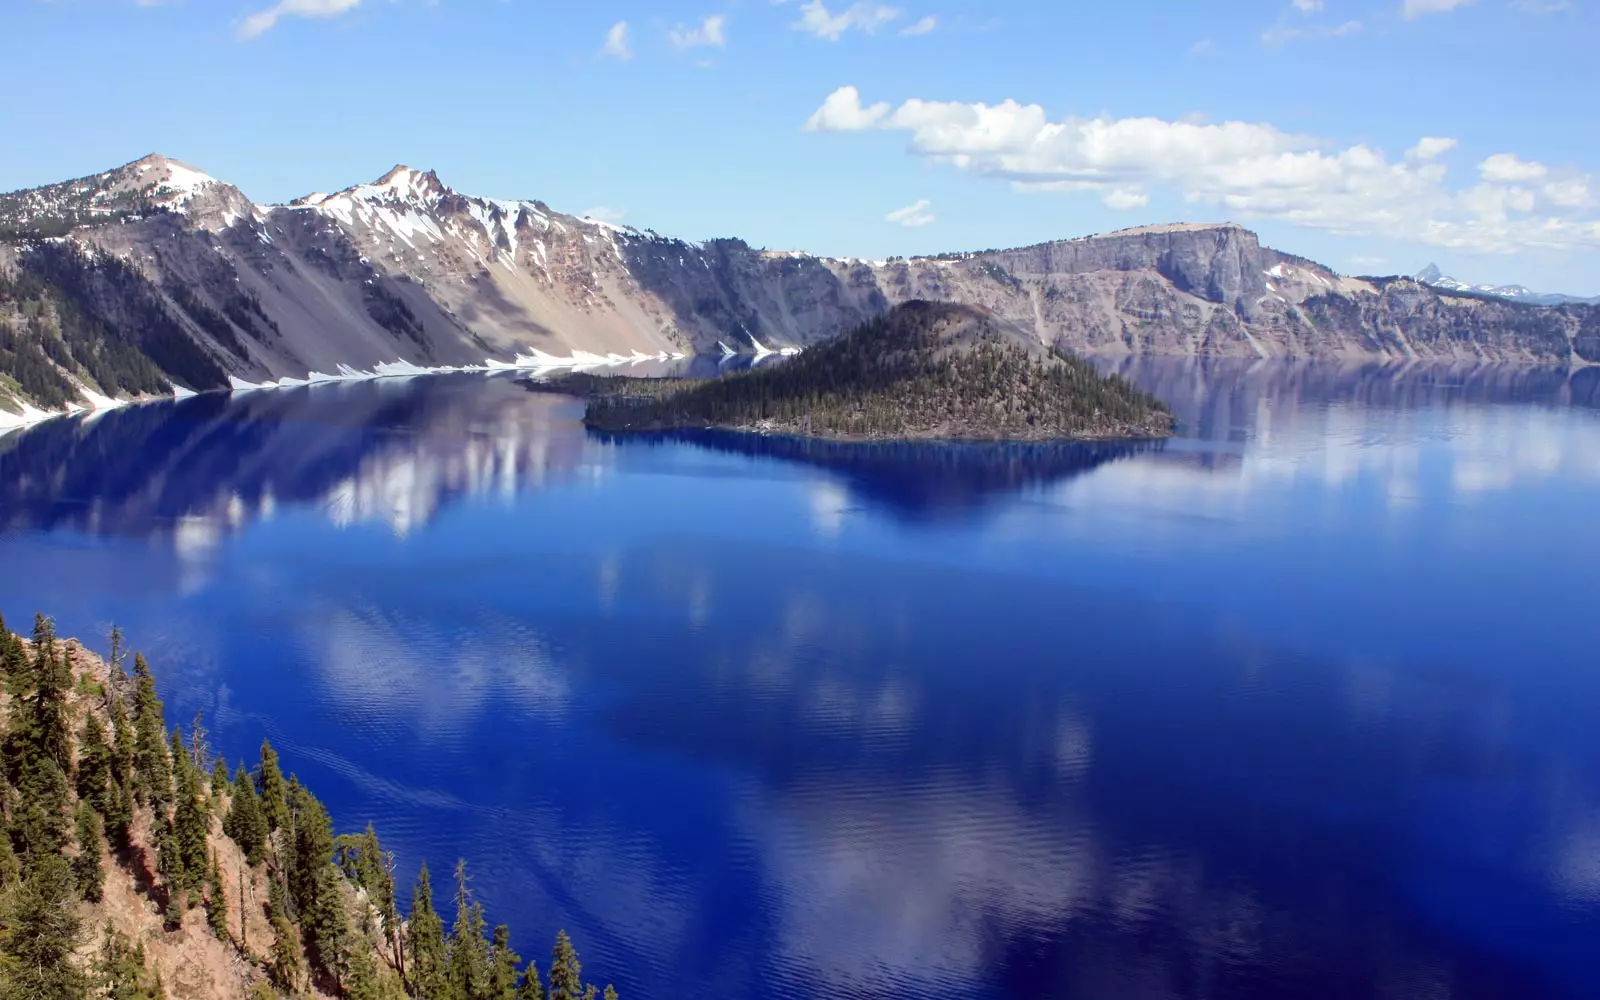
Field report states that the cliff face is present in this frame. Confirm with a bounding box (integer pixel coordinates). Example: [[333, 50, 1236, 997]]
[[2, 155, 1596, 413]]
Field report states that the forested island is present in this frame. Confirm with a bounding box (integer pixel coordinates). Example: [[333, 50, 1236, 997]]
[[568, 302, 1173, 442], [0, 612, 617, 1000]]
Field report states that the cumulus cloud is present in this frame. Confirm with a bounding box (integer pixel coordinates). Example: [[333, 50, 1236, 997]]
[[900, 14, 938, 35], [669, 14, 727, 51], [780, 0, 904, 40], [601, 20, 632, 61], [1402, 0, 1473, 18], [885, 199, 935, 227], [803, 86, 1600, 253], [238, 0, 360, 40]]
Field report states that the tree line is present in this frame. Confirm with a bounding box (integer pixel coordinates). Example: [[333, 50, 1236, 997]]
[[0, 612, 618, 1000], [583, 301, 1174, 441]]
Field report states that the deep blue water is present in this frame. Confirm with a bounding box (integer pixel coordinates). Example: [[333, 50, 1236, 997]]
[[1, 361, 1598, 1000]]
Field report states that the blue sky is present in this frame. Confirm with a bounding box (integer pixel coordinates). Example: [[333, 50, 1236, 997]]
[[4, 0, 1596, 292]]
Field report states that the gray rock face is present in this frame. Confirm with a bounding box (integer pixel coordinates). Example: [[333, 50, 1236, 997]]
[[2, 156, 1597, 412]]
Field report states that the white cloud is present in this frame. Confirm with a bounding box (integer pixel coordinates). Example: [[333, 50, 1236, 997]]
[[1262, 18, 1362, 44], [1407, 137, 1458, 161], [900, 14, 938, 35], [1190, 39, 1215, 54], [581, 206, 627, 224], [786, 0, 903, 41], [1402, 0, 1473, 18], [669, 14, 727, 51], [602, 21, 632, 61], [238, 0, 360, 40], [1479, 152, 1547, 183], [1292, 0, 1324, 10], [885, 199, 935, 227], [804, 86, 1600, 254]]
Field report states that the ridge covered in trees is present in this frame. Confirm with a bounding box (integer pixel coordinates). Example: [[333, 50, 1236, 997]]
[[576, 301, 1174, 441], [0, 612, 618, 1000]]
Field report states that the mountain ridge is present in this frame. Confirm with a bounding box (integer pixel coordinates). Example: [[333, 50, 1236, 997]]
[[3, 153, 1599, 417]]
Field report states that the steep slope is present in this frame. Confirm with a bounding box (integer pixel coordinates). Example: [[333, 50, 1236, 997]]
[[3, 154, 1599, 417], [579, 301, 1175, 440]]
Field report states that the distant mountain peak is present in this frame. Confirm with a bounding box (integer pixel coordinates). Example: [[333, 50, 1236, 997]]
[[1413, 263, 1595, 306]]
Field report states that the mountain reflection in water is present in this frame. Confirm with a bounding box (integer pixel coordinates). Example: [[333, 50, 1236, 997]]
[[0, 360, 1597, 1000]]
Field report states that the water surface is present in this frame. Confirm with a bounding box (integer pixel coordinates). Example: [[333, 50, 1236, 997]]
[[1, 361, 1597, 1000]]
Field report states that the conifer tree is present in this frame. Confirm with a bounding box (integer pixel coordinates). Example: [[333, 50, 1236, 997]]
[[407, 862, 449, 1000], [210, 757, 230, 801], [224, 763, 268, 864], [603, 985, 618, 1000], [3, 615, 35, 699], [490, 925, 522, 1000], [172, 727, 210, 896], [206, 852, 229, 941], [76, 712, 113, 816], [256, 739, 289, 834], [287, 781, 347, 981], [516, 959, 544, 1000], [30, 614, 73, 772], [548, 930, 584, 1000], [154, 814, 186, 927], [0, 822, 19, 890], [104, 776, 134, 850], [131, 654, 172, 809], [72, 802, 105, 902], [0, 854, 87, 999], [447, 859, 491, 1000], [109, 684, 137, 793], [268, 914, 303, 995], [95, 924, 164, 1000]]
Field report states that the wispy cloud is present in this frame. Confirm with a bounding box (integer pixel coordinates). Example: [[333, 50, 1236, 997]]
[[1262, 17, 1361, 44], [581, 206, 628, 224], [805, 85, 1600, 254], [885, 199, 935, 227], [1401, 0, 1473, 18], [238, 0, 361, 40], [601, 21, 633, 61], [669, 14, 727, 51], [781, 0, 904, 41], [900, 14, 938, 35]]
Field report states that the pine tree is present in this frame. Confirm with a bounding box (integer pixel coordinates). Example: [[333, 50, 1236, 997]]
[[268, 914, 303, 995], [210, 757, 231, 802], [0, 854, 87, 999], [255, 739, 289, 834], [95, 924, 164, 1000], [516, 959, 544, 1000], [490, 925, 522, 1000], [76, 712, 113, 816], [548, 930, 584, 1000], [602, 985, 618, 1000], [206, 852, 228, 941], [154, 815, 186, 927], [0, 822, 19, 889], [224, 763, 268, 864], [172, 727, 210, 896], [109, 684, 137, 793], [407, 862, 449, 1000], [287, 781, 346, 982], [30, 614, 73, 772], [72, 802, 105, 902], [3, 614, 35, 700], [132, 654, 172, 809], [447, 859, 491, 1000], [104, 776, 134, 849]]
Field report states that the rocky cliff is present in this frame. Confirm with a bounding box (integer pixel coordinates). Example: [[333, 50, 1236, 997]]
[[2, 154, 1597, 414]]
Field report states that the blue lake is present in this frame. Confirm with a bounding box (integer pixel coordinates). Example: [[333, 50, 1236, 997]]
[[1, 360, 1598, 1000]]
